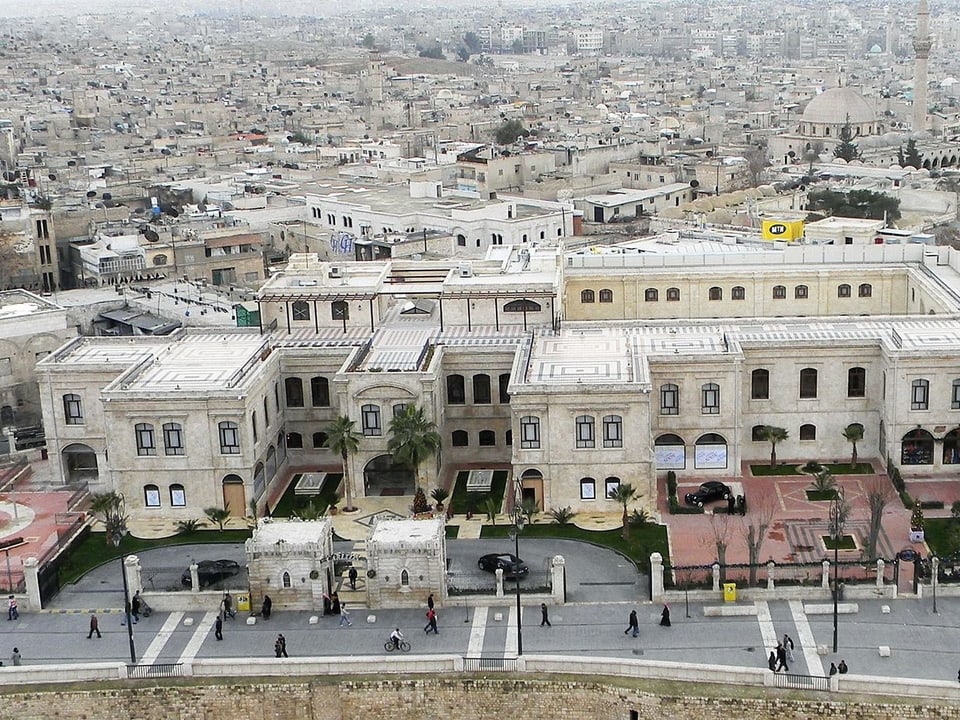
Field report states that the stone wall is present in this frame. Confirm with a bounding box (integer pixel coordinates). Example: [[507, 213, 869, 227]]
[[5, 675, 960, 720]]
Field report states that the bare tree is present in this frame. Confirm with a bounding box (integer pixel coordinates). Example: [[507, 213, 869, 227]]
[[708, 512, 734, 582], [744, 145, 768, 188], [741, 492, 778, 586], [864, 476, 895, 560]]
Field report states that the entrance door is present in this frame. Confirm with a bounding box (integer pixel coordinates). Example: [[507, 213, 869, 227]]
[[222, 476, 246, 516]]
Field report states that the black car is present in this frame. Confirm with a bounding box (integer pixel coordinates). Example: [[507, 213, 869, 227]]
[[684, 481, 733, 507], [478, 553, 529, 577], [181, 559, 242, 588]]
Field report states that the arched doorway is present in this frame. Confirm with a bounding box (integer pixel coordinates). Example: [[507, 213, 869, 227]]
[[694, 433, 728, 469], [901, 428, 934, 465], [944, 428, 960, 464], [520, 468, 543, 510], [0, 405, 13, 425], [363, 454, 415, 496], [222, 474, 245, 516], [61, 443, 98, 483], [655, 433, 686, 470]]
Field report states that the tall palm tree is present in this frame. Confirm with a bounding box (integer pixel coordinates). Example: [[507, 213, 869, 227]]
[[607, 483, 639, 540], [760, 425, 788, 468], [388, 405, 441, 491], [89, 491, 127, 545], [842, 423, 864, 468], [325, 415, 361, 512]]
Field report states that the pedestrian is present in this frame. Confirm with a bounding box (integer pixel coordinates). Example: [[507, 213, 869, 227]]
[[339, 603, 353, 627], [87, 613, 101, 639], [322, 592, 332, 616], [625, 610, 639, 638], [223, 592, 235, 619], [348, 566, 358, 590], [331, 592, 341, 615], [838, 659, 848, 674], [11, 647, 20, 666], [214, 615, 223, 641], [783, 633, 795, 663], [424, 607, 438, 634], [427, 593, 435, 611], [7, 595, 17, 621], [121, 598, 132, 626], [727, 495, 736, 514], [131, 591, 141, 623], [830, 662, 838, 676], [261, 594, 272, 620], [540, 603, 551, 627], [775, 642, 789, 672], [660, 604, 671, 627], [277, 633, 288, 658], [274, 636, 283, 658], [768, 651, 778, 672]]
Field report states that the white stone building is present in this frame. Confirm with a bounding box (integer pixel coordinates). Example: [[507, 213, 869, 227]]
[[246, 519, 335, 611], [365, 518, 447, 608]]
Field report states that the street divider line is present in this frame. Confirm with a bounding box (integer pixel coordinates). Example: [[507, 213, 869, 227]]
[[139, 611, 183, 665], [466, 607, 487, 657], [177, 611, 217, 665], [789, 599, 824, 676], [504, 605, 518, 658], [755, 600, 778, 657]]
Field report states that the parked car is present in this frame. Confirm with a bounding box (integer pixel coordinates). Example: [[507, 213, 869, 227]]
[[181, 559, 242, 588], [478, 553, 529, 577], [684, 481, 733, 507]]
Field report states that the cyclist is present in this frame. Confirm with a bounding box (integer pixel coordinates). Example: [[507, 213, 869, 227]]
[[389, 627, 405, 650]]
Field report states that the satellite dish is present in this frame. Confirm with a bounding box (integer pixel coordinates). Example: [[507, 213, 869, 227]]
[[102, 192, 112, 200], [2, 172, 15, 182], [86, 190, 97, 198], [48, 173, 56, 181], [690, 179, 700, 188], [67, 160, 76, 167], [144, 229, 160, 242]]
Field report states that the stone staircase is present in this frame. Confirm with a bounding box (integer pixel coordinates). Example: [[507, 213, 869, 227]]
[[334, 541, 368, 609]]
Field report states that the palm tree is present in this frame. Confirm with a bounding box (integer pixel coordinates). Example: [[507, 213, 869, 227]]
[[204, 507, 231, 531], [842, 423, 864, 468], [761, 425, 788, 467], [607, 483, 639, 540], [89, 491, 127, 544], [388, 405, 441, 490], [325, 415, 361, 512]]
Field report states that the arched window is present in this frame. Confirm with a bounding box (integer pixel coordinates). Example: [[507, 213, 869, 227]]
[[499, 373, 511, 404], [286, 432, 303, 449], [848, 367, 866, 398], [392, 403, 409, 418], [838, 284, 851, 298], [902, 428, 934, 465], [331, 301, 349, 320], [505, 429, 513, 446], [313, 431, 329, 449], [731, 286, 745, 300], [799, 368, 818, 399], [580, 289, 595, 303], [447, 374, 465, 404], [644, 288, 659, 302], [311, 376, 330, 406], [773, 285, 786, 299], [575, 415, 595, 448], [479, 430, 496, 446], [473, 374, 491, 404], [858, 283, 872, 298], [162, 422, 184, 455], [251, 411, 258, 443], [400, 569, 410, 586], [701, 383, 720, 414], [604, 477, 621, 498], [666, 287, 681, 302], [579, 477, 596, 500], [912, 379, 929, 410], [660, 383, 679, 415], [361, 404, 382, 436], [144, 484, 161, 507], [751, 369, 769, 400], [282, 571, 292, 588], [219, 421, 240, 454], [799, 424, 816, 440], [292, 300, 310, 321], [795, 284, 808, 299], [603, 415, 622, 448], [504, 299, 541, 312], [284, 377, 304, 407], [599, 289, 613, 303], [451, 430, 468, 447], [943, 428, 960, 464], [708, 286, 722, 301], [263, 396, 270, 428], [694, 433, 728, 469], [135, 422, 156, 456], [169, 483, 186, 507], [152, 254, 168, 266], [751, 425, 766, 441]]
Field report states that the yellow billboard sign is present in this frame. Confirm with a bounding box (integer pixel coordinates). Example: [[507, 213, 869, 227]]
[[762, 220, 804, 241]]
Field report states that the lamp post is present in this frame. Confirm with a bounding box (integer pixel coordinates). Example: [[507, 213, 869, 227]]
[[932, 555, 940, 614], [510, 480, 525, 657], [830, 487, 845, 654], [111, 530, 137, 665]]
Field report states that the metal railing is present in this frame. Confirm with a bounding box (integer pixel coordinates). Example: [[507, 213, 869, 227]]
[[463, 656, 518, 673], [128, 663, 185, 679], [771, 672, 831, 692]]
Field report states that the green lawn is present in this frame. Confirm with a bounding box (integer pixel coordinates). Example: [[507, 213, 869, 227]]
[[806, 490, 838, 501], [752, 462, 874, 477], [824, 462, 874, 475], [479, 521, 669, 572], [750, 464, 800, 476], [449, 470, 508, 515], [57, 528, 252, 586], [923, 518, 960, 557], [445, 525, 460, 539], [271, 473, 342, 518], [822, 534, 857, 551]]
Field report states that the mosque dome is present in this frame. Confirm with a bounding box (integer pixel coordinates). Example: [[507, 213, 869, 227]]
[[801, 87, 877, 126]]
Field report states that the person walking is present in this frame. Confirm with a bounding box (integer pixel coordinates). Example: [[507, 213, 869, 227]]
[[261, 594, 272, 620], [214, 615, 223, 641], [660, 604, 671, 627], [830, 662, 838, 676], [130, 591, 141, 623], [348, 566, 358, 590], [274, 636, 283, 658], [339, 603, 353, 627], [768, 651, 778, 672], [424, 607, 438, 634], [775, 642, 789, 672], [427, 593, 435, 610], [838, 659, 848, 674], [277, 634, 288, 658], [11, 648, 20, 666], [7, 595, 17, 621], [625, 610, 639, 638], [223, 592, 235, 619], [87, 613, 101, 639], [783, 634, 795, 663], [540, 603, 551, 627]]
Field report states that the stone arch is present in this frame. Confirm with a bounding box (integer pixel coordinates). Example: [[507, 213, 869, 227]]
[[363, 453, 415, 496], [222, 474, 245, 516], [61, 442, 98, 483], [901, 428, 934, 465], [654, 433, 685, 470]]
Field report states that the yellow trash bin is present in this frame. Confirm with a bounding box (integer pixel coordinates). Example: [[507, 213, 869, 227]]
[[236, 593, 250, 613], [723, 583, 737, 603]]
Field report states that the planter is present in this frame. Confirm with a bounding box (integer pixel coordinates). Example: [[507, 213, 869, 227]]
[[909, 529, 924, 543]]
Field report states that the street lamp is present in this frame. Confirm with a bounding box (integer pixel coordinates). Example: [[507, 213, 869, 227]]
[[932, 555, 940, 614], [111, 528, 137, 665], [509, 482, 525, 657], [830, 486, 846, 654]]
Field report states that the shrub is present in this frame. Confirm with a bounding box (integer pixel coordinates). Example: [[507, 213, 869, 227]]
[[549, 506, 575, 524], [430, 487, 450, 506], [413, 487, 432, 514], [801, 460, 824, 474], [911, 503, 925, 530], [952, 500, 960, 522], [666, 471, 678, 498], [630, 507, 650, 526], [809, 469, 837, 493], [919, 500, 944, 510], [176, 518, 203, 534]]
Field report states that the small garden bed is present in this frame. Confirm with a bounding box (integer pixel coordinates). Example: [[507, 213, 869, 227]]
[[806, 489, 838, 501], [822, 534, 857, 551], [450, 469, 508, 516], [272, 473, 342, 517]]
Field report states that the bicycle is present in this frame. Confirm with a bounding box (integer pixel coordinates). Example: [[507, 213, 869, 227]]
[[384, 639, 411, 652]]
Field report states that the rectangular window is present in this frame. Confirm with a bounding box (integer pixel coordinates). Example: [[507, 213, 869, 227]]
[[912, 380, 929, 411], [135, 423, 157, 456], [575, 415, 595, 449], [953, 381, 960, 410], [580, 478, 596, 500], [604, 477, 620, 498], [64, 394, 83, 425], [0, 358, 10, 376], [163, 423, 185, 456], [603, 415, 622, 448], [362, 404, 382, 436], [702, 384, 720, 414], [144, 487, 161, 507], [170, 486, 186, 507], [660, 384, 679, 415], [219, 423, 240, 454], [520, 416, 540, 449]]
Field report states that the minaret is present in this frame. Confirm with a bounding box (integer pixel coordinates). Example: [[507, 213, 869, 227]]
[[912, 0, 932, 132]]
